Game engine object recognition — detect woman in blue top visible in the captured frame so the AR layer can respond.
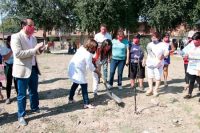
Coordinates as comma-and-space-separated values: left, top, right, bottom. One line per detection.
107, 29, 129, 90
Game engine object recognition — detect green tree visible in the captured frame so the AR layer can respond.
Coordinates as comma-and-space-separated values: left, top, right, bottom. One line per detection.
74, 0, 141, 32
1, 0, 76, 41
140, 0, 193, 34
0, 18, 20, 33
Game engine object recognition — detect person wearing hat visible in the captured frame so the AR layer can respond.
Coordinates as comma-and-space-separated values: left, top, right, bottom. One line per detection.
129, 34, 145, 91
162, 33, 171, 87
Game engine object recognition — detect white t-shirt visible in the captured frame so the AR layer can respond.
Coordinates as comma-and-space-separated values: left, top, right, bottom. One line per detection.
183, 42, 200, 75
68, 46, 96, 84
146, 42, 169, 68
94, 32, 112, 44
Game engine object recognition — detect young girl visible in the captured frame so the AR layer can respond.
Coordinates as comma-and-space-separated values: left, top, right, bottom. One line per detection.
68, 39, 101, 109
162, 33, 172, 87
129, 35, 145, 91
146, 32, 169, 97
92, 39, 112, 97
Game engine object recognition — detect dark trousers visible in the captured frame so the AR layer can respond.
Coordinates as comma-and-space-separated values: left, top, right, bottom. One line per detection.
109, 59, 126, 86
188, 74, 200, 95
69, 83, 89, 104
5, 64, 18, 99
16, 67, 39, 118
184, 64, 189, 84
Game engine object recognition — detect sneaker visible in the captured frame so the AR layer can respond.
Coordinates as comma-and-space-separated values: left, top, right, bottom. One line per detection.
106, 84, 112, 89
5, 98, 11, 104
83, 104, 95, 109
68, 99, 75, 104
18, 117, 27, 126
118, 86, 123, 90
146, 89, 153, 96
184, 94, 192, 99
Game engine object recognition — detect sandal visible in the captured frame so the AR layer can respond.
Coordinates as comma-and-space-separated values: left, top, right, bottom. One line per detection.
84, 104, 95, 109
146, 89, 153, 96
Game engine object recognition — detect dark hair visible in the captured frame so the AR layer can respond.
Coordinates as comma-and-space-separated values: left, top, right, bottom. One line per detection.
20, 18, 33, 28
100, 23, 107, 29
192, 32, 200, 40
100, 39, 112, 61
6, 35, 11, 48
151, 32, 161, 39
133, 34, 141, 39
162, 32, 170, 38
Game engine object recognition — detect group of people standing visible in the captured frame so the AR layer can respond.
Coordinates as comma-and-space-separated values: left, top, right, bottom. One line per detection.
0, 19, 200, 126
67, 24, 174, 108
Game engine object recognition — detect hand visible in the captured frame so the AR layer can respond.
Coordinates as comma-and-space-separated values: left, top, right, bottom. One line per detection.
142, 60, 146, 67
126, 60, 129, 66
34, 43, 44, 51
107, 58, 111, 63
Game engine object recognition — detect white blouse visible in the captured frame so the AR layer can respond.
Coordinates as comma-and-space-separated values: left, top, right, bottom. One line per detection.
68, 46, 96, 84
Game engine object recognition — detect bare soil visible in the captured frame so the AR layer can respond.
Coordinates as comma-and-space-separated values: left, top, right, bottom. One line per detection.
0, 54, 200, 133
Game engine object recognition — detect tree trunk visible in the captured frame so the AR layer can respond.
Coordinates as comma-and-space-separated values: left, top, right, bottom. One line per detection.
43, 27, 50, 53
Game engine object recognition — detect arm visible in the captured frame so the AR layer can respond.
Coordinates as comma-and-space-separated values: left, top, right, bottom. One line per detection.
11, 34, 37, 59
126, 46, 130, 65
2, 51, 12, 61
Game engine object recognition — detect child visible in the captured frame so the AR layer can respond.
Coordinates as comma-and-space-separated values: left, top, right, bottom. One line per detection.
146, 32, 169, 97
68, 39, 101, 109
129, 35, 145, 91
92, 39, 112, 97
162, 33, 172, 87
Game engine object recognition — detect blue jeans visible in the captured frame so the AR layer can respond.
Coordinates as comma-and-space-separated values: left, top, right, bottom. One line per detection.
69, 83, 89, 104
108, 59, 126, 86
16, 67, 39, 118
101, 59, 108, 82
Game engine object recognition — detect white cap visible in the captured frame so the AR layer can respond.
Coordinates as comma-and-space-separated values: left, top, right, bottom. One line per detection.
188, 30, 196, 38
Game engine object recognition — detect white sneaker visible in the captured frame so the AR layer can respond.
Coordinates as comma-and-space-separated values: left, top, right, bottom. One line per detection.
106, 84, 113, 89
118, 86, 123, 90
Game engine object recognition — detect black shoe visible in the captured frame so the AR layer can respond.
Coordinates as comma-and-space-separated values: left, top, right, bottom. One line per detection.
94, 93, 98, 98
32, 109, 40, 113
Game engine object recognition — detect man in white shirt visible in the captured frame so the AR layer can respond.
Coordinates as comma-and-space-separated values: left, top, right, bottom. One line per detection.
94, 24, 112, 44
11, 18, 44, 126
92, 24, 112, 97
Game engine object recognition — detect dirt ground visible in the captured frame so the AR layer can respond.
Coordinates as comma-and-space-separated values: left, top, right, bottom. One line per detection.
0, 53, 200, 133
